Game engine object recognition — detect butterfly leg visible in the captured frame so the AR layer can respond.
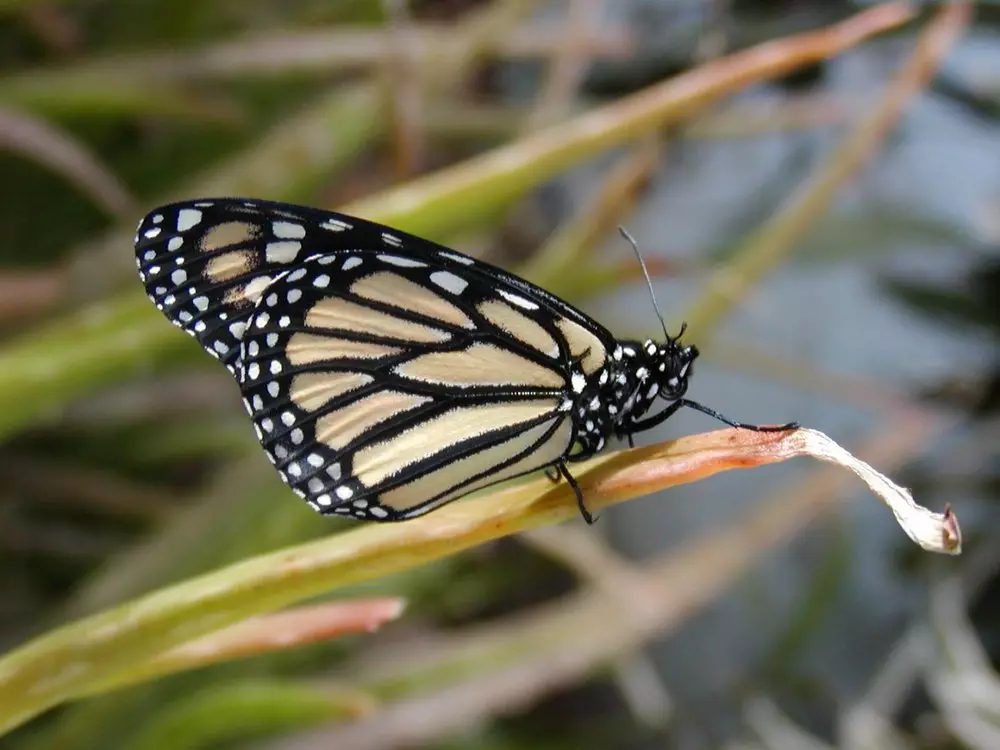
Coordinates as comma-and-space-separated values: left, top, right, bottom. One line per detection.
544, 466, 561, 483
554, 461, 596, 525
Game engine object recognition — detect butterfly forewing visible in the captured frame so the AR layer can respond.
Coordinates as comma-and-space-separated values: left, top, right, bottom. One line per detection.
134, 199, 371, 371
135, 198, 619, 521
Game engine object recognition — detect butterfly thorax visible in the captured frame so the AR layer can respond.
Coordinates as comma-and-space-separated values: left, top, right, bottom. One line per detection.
568, 337, 698, 460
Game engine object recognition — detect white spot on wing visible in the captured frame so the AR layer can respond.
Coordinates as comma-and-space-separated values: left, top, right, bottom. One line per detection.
342, 257, 362, 271
378, 254, 426, 268
272, 221, 306, 239
320, 218, 352, 232
266, 241, 301, 263
440, 251, 474, 265
430, 271, 468, 295
499, 290, 539, 311
177, 209, 202, 232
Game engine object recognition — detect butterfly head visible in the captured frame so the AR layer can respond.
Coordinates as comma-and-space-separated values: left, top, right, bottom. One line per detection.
643, 332, 698, 402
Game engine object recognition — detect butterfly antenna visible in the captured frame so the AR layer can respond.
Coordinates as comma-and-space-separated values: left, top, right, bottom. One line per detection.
618, 226, 671, 342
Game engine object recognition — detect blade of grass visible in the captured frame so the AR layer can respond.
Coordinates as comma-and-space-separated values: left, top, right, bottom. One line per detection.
340, 3, 915, 240
683, 2, 973, 339
0, 422, 958, 734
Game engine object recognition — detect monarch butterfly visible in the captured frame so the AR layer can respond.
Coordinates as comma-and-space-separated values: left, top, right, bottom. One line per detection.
134, 198, 794, 523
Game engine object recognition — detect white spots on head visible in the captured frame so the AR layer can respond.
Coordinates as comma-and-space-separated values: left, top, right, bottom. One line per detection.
571, 372, 586, 393
170, 269, 187, 285
193, 296, 209, 312
287, 288, 302, 304
429, 270, 468, 295
335, 485, 353, 500
378, 254, 425, 268
645, 341, 657, 355
320, 218, 352, 232
313, 274, 330, 288
144, 227, 161, 239
499, 290, 539, 311
381, 232, 403, 247
667, 376, 679, 388
272, 221, 306, 240
439, 251, 474, 266
243, 275, 272, 304
343, 256, 362, 271
266, 241, 301, 264
177, 208, 202, 232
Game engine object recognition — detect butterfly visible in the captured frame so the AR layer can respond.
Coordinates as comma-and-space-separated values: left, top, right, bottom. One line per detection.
134, 198, 794, 523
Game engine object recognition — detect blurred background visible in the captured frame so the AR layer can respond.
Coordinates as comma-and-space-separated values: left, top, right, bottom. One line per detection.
0, 1, 997, 749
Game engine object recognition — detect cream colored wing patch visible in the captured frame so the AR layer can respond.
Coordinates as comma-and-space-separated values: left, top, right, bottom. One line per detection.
379, 417, 572, 513
353, 399, 561, 489
393, 343, 563, 389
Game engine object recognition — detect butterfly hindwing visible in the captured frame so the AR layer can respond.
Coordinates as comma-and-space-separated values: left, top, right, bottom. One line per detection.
238, 251, 579, 520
